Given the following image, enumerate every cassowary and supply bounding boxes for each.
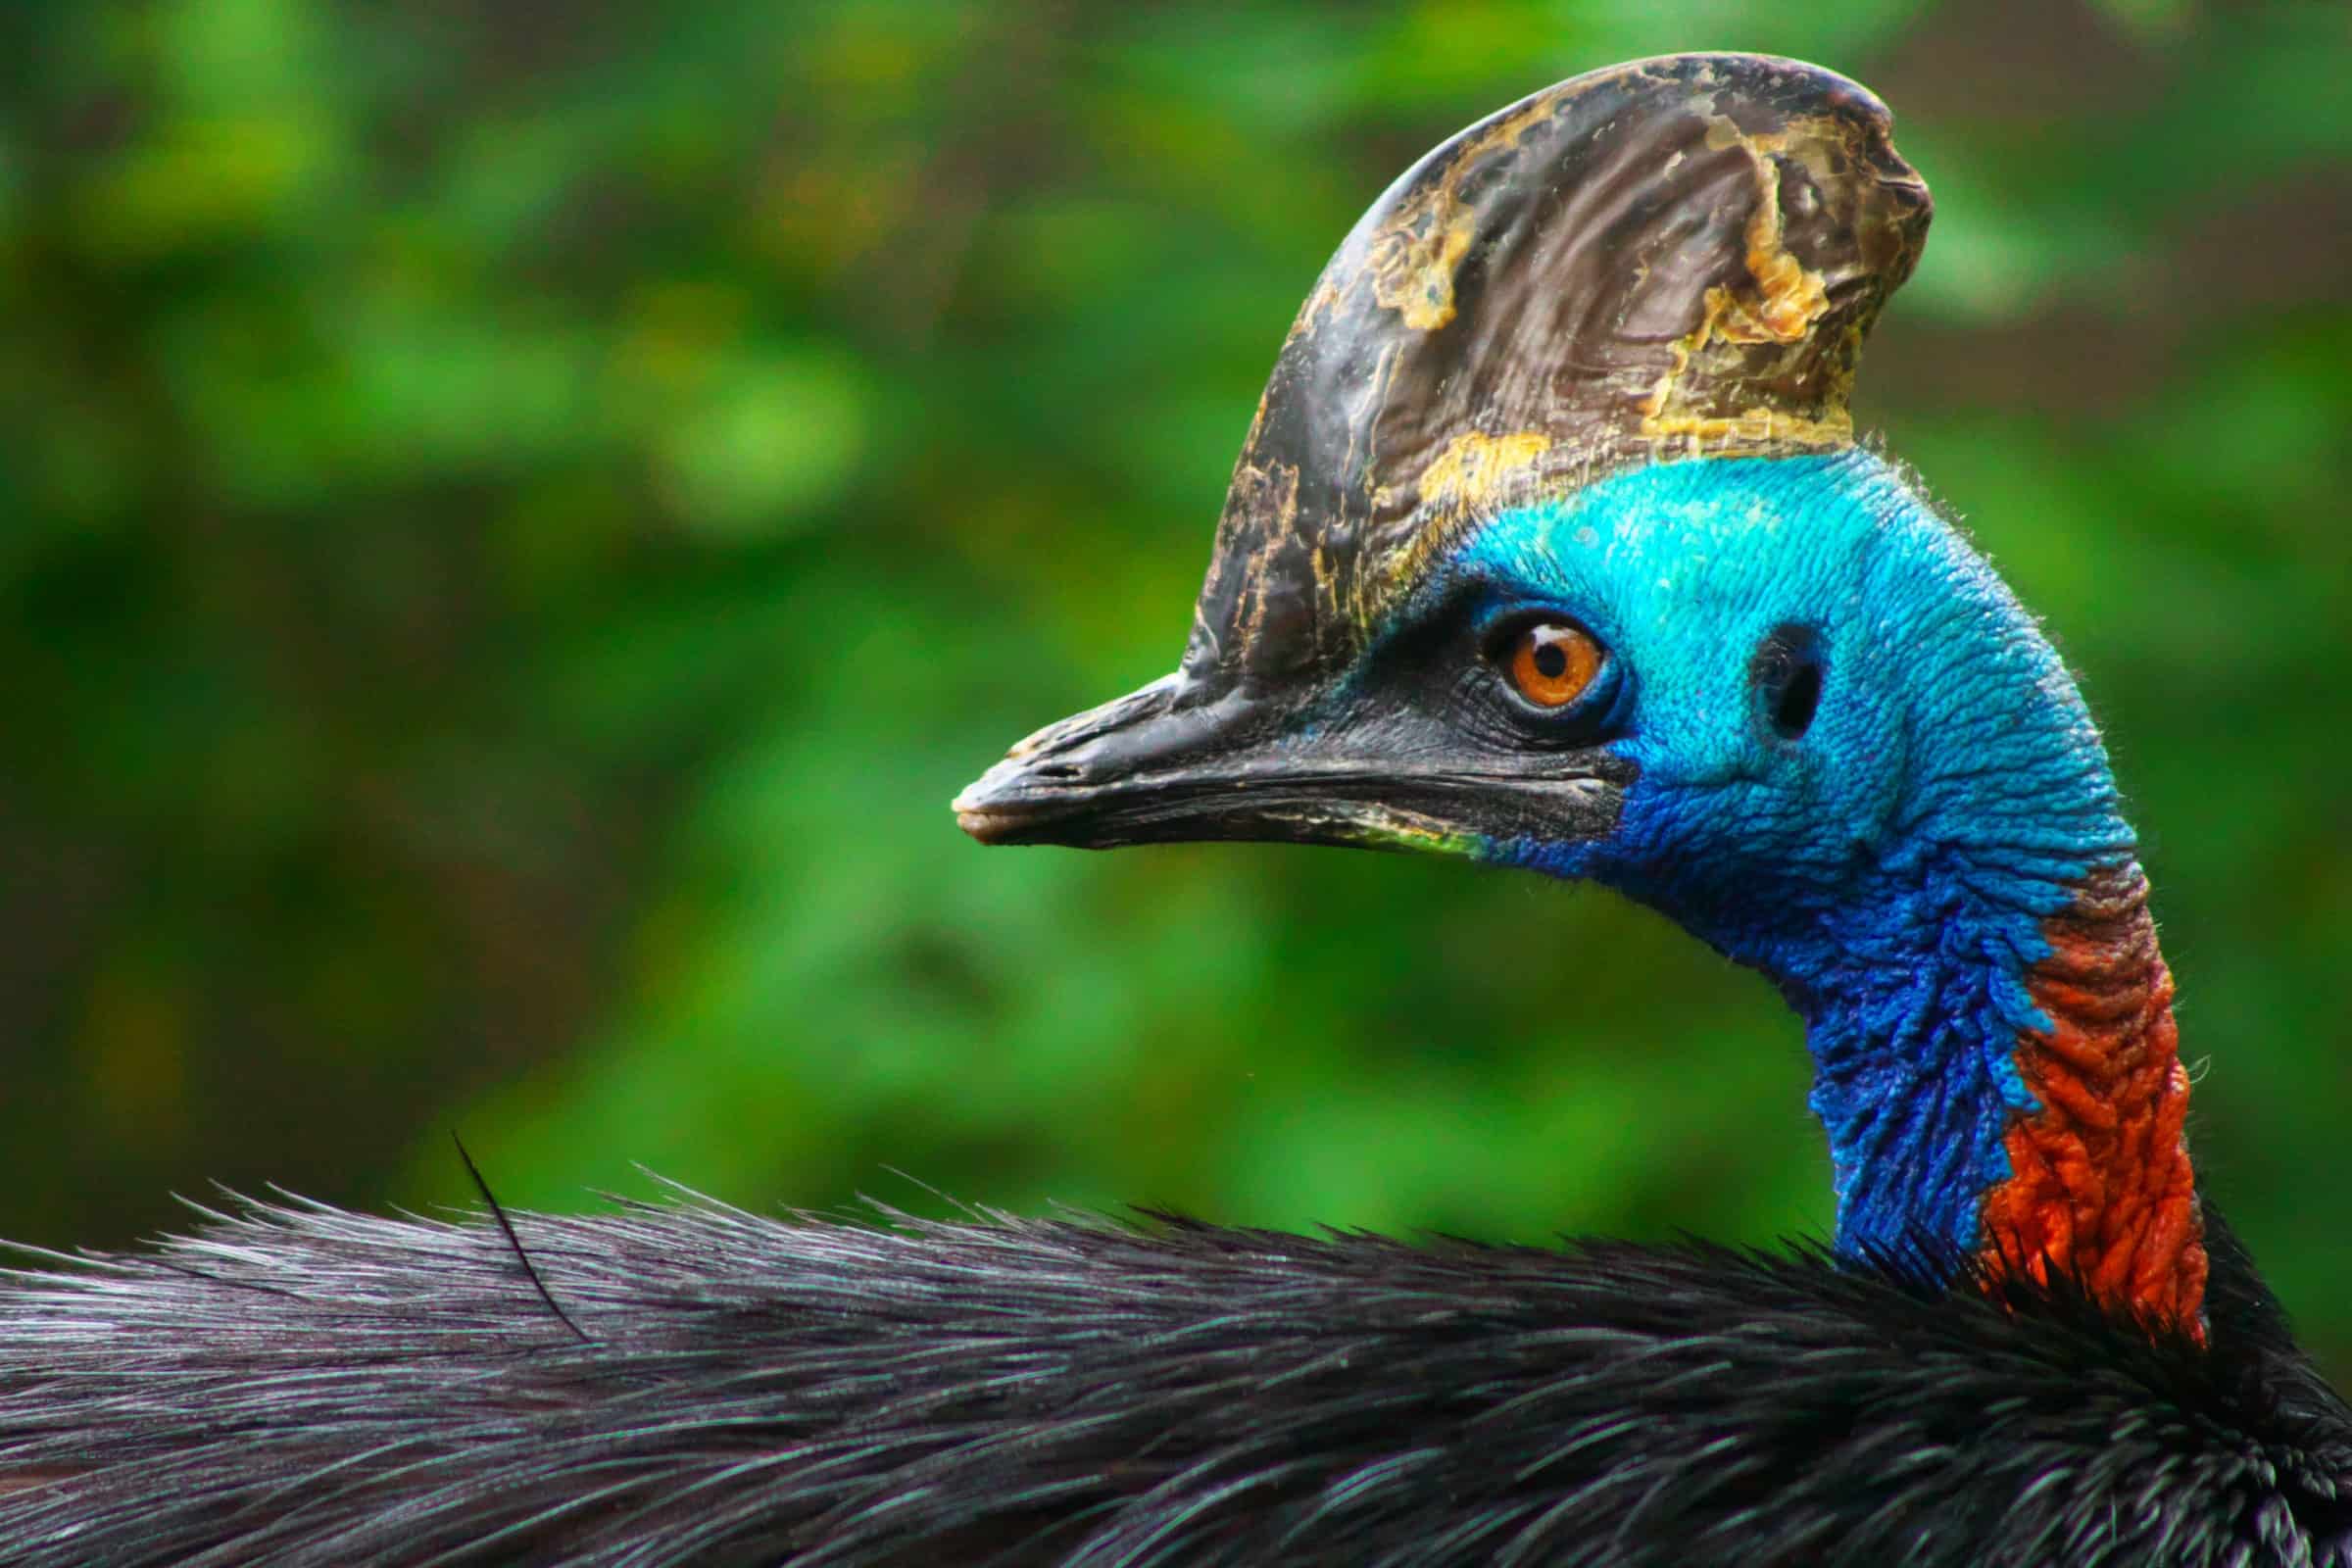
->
[2,53,2345,1568]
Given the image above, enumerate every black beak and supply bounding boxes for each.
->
[954,672,1628,856]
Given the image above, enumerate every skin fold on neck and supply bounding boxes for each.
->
[1990,858,2205,1333]
[1787,848,2204,1336]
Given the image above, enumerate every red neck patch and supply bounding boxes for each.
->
[1979,862,2206,1338]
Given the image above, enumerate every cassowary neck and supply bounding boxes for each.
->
[1469,456,2207,1333]
[1784,848,2203,1333]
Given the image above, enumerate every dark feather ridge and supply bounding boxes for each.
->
[0,1194,2345,1566]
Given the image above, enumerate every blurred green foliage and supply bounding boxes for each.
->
[2,1,2347,1365]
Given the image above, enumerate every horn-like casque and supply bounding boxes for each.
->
[1180,52,1931,700]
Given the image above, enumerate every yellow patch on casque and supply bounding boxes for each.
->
[1414,429,1554,514]
[1371,218,1475,331]
[1363,84,1573,334]
[1367,429,1555,617]
[1642,113,1851,457]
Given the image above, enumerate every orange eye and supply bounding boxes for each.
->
[1504,620,1602,709]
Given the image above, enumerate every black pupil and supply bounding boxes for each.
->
[1752,623,1824,742]
[1533,640,1569,679]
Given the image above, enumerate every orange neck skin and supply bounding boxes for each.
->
[1981,862,2207,1338]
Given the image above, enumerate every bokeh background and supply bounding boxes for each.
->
[4,0,2347,1367]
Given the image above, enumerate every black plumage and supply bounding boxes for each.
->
[0,1195,2345,1566]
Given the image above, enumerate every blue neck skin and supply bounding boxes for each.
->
[1445,453,2137,1266]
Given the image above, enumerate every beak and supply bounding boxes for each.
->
[954,672,1627,856]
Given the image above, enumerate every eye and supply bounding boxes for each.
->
[1497,618,1604,710]
[1751,623,1825,743]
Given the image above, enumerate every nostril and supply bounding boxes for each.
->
[1032,762,1083,782]
[1750,623,1826,745]
[1774,662,1823,740]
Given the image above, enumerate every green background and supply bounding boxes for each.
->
[4,1,2347,1370]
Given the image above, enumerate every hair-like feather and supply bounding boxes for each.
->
[0,1194,2345,1567]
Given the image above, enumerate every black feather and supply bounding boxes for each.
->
[0,1194,2344,1566]
[452,1131,589,1345]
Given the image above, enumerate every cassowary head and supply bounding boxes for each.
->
[957,55,2204,1334]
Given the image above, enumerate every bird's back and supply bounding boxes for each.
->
[0,1197,2344,1567]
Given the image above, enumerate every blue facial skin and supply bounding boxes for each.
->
[1435,449,2138,1267]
